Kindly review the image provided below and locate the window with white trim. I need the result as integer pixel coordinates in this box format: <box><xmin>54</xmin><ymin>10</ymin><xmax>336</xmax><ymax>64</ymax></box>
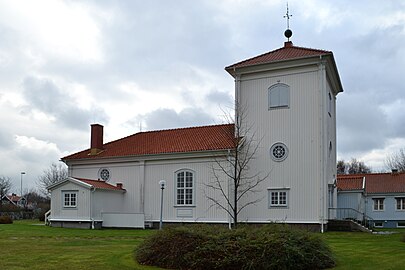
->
<box><xmin>397</xmin><ymin>222</ymin><xmax>405</xmax><ymax>228</ymax></box>
<box><xmin>373</xmin><ymin>198</ymin><xmax>384</xmax><ymax>211</ymax></box>
<box><xmin>396</xmin><ymin>197</ymin><xmax>405</xmax><ymax>210</ymax></box>
<box><xmin>268</xmin><ymin>189</ymin><xmax>289</xmax><ymax>207</ymax></box>
<box><xmin>328</xmin><ymin>92</ymin><xmax>332</xmax><ymax>116</ymax></box>
<box><xmin>374</xmin><ymin>221</ymin><xmax>383</xmax><ymax>228</ymax></box>
<box><xmin>176</xmin><ymin>170</ymin><xmax>194</xmax><ymax>205</ymax></box>
<box><xmin>268</xmin><ymin>83</ymin><xmax>290</xmax><ymax>109</ymax></box>
<box><xmin>63</xmin><ymin>191</ymin><xmax>77</xmax><ymax>208</ymax></box>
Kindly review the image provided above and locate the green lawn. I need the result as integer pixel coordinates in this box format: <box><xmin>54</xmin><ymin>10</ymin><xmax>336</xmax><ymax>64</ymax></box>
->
<box><xmin>1</xmin><ymin>221</ymin><xmax>404</xmax><ymax>270</ymax></box>
<box><xmin>321</xmin><ymin>230</ymin><xmax>405</xmax><ymax>269</ymax></box>
<box><xmin>0</xmin><ymin>220</ymin><xmax>159</xmax><ymax>270</ymax></box>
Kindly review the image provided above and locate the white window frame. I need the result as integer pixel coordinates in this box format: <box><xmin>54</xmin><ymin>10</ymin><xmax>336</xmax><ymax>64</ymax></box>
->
<box><xmin>62</xmin><ymin>191</ymin><xmax>78</xmax><ymax>208</ymax></box>
<box><xmin>268</xmin><ymin>83</ymin><xmax>290</xmax><ymax>109</ymax></box>
<box><xmin>373</xmin><ymin>198</ymin><xmax>384</xmax><ymax>211</ymax></box>
<box><xmin>397</xmin><ymin>222</ymin><xmax>405</xmax><ymax>228</ymax></box>
<box><xmin>268</xmin><ymin>188</ymin><xmax>289</xmax><ymax>208</ymax></box>
<box><xmin>396</xmin><ymin>197</ymin><xmax>405</xmax><ymax>211</ymax></box>
<box><xmin>175</xmin><ymin>170</ymin><xmax>194</xmax><ymax>206</ymax></box>
<box><xmin>374</xmin><ymin>221</ymin><xmax>384</xmax><ymax>228</ymax></box>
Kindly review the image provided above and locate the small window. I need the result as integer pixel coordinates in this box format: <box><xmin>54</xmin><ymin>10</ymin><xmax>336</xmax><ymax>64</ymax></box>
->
<box><xmin>374</xmin><ymin>221</ymin><xmax>384</xmax><ymax>228</ymax></box>
<box><xmin>176</xmin><ymin>170</ymin><xmax>194</xmax><ymax>205</ymax></box>
<box><xmin>270</xmin><ymin>143</ymin><xmax>288</xmax><ymax>162</ymax></box>
<box><xmin>397</xmin><ymin>222</ymin><xmax>405</xmax><ymax>228</ymax></box>
<box><xmin>99</xmin><ymin>168</ymin><xmax>110</xmax><ymax>181</ymax></box>
<box><xmin>268</xmin><ymin>83</ymin><xmax>290</xmax><ymax>109</ymax></box>
<box><xmin>328</xmin><ymin>92</ymin><xmax>332</xmax><ymax>116</ymax></box>
<box><xmin>373</xmin><ymin>198</ymin><xmax>384</xmax><ymax>211</ymax></box>
<box><xmin>396</xmin><ymin>198</ymin><xmax>405</xmax><ymax>210</ymax></box>
<box><xmin>63</xmin><ymin>191</ymin><xmax>77</xmax><ymax>208</ymax></box>
<box><xmin>268</xmin><ymin>189</ymin><xmax>289</xmax><ymax>207</ymax></box>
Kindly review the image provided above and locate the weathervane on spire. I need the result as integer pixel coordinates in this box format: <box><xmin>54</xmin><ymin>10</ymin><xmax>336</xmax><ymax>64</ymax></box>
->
<box><xmin>283</xmin><ymin>2</ymin><xmax>293</xmax><ymax>41</ymax></box>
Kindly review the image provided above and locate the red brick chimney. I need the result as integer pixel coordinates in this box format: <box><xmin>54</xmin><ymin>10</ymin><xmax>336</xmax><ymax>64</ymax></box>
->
<box><xmin>90</xmin><ymin>124</ymin><xmax>104</xmax><ymax>155</ymax></box>
<box><xmin>116</xmin><ymin>183</ymin><xmax>123</xmax><ymax>189</ymax></box>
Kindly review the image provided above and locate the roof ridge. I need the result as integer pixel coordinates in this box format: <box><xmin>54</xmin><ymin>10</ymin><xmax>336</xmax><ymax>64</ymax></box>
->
<box><xmin>103</xmin><ymin>123</ymin><xmax>234</xmax><ymax>146</ymax></box>
<box><xmin>338</xmin><ymin>172</ymin><xmax>405</xmax><ymax>177</ymax></box>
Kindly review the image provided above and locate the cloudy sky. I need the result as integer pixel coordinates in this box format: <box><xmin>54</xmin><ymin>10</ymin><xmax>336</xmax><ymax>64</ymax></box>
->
<box><xmin>0</xmin><ymin>0</ymin><xmax>404</xmax><ymax>192</ymax></box>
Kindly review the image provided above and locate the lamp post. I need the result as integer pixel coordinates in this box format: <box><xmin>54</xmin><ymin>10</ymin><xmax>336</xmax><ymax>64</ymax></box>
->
<box><xmin>159</xmin><ymin>180</ymin><xmax>166</xmax><ymax>230</ymax></box>
<box><xmin>20</xmin><ymin>172</ymin><xmax>25</xmax><ymax>197</ymax></box>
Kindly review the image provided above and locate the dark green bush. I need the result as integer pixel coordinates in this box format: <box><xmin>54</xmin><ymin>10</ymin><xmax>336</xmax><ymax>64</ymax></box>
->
<box><xmin>0</xmin><ymin>215</ymin><xmax>13</xmax><ymax>224</ymax></box>
<box><xmin>401</xmin><ymin>233</ymin><xmax>405</xmax><ymax>243</ymax></box>
<box><xmin>135</xmin><ymin>224</ymin><xmax>335</xmax><ymax>270</ymax></box>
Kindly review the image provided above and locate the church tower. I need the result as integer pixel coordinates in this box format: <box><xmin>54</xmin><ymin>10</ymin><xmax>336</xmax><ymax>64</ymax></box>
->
<box><xmin>225</xmin><ymin>26</ymin><xmax>343</xmax><ymax>230</ymax></box>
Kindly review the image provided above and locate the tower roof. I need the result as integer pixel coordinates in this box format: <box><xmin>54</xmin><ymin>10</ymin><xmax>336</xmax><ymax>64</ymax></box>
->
<box><xmin>225</xmin><ymin>41</ymin><xmax>332</xmax><ymax>72</ymax></box>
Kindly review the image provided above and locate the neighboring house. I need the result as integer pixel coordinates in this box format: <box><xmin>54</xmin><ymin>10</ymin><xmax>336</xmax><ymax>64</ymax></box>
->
<box><xmin>337</xmin><ymin>172</ymin><xmax>405</xmax><ymax>228</ymax></box>
<box><xmin>1</xmin><ymin>193</ymin><xmax>26</xmax><ymax>207</ymax></box>
<box><xmin>48</xmin><ymin>37</ymin><xmax>343</xmax><ymax>230</ymax></box>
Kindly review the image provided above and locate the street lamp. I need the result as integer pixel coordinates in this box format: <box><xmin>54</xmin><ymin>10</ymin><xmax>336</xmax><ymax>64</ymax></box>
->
<box><xmin>159</xmin><ymin>180</ymin><xmax>166</xmax><ymax>230</ymax></box>
<box><xmin>20</xmin><ymin>172</ymin><xmax>25</xmax><ymax>197</ymax></box>
<box><xmin>20</xmin><ymin>172</ymin><xmax>26</xmax><ymax>207</ymax></box>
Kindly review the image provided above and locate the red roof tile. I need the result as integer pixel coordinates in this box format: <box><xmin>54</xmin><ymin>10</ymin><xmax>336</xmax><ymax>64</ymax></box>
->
<box><xmin>6</xmin><ymin>194</ymin><xmax>22</xmax><ymax>203</ymax></box>
<box><xmin>74</xmin><ymin>178</ymin><xmax>125</xmax><ymax>191</ymax></box>
<box><xmin>226</xmin><ymin>41</ymin><xmax>332</xmax><ymax>71</ymax></box>
<box><xmin>337</xmin><ymin>175</ymin><xmax>364</xmax><ymax>191</ymax></box>
<box><xmin>364</xmin><ymin>173</ymin><xmax>405</xmax><ymax>194</ymax></box>
<box><xmin>338</xmin><ymin>172</ymin><xmax>405</xmax><ymax>194</ymax></box>
<box><xmin>63</xmin><ymin>124</ymin><xmax>236</xmax><ymax>161</ymax></box>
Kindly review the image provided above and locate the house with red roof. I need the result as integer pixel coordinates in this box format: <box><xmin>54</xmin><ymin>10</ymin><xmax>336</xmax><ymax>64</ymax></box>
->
<box><xmin>48</xmin><ymin>33</ymin><xmax>343</xmax><ymax>230</ymax></box>
<box><xmin>1</xmin><ymin>193</ymin><xmax>26</xmax><ymax>208</ymax></box>
<box><xmin>336</xmin><ymin>171</ymin><xmax>405</xmax><ymax>228</ymax></box>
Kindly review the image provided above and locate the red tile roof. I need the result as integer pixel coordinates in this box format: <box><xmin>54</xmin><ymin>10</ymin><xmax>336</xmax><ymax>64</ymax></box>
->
<box><xmin>225</xmin><ymin>41</ymin><xmax>332</xmax><ymax>71</ymax></box>
<box><xmin>6</xmin><ymin>194</ymin><xmax>22</xmax><ymax>203</ymax></box>
<box><xmin>62</xmin><ymin>124</ymin><xmax>236</xmax><ymax>161</ymax></box>
<box><xmin>74</xmin><ymin>178</ymin><xmax>125</xmax><ymax>191</ymax></box>
<box><xmin>364</xmin><ymin>173</ymin><xmax>405</xmax><ymax>194</ymax></box>
<box><xmin>337</xmin><ymin>175</ymin><xmax>364</xmax><ymax>191</ymax></box>
<box><xmin>337</xmin><ymin>172</ymin><xmax>405</xmax><ymax>194</ymax></box>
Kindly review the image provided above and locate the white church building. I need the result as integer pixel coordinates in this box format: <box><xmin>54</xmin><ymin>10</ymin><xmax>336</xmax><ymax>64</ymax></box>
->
<box><xmin>47</xmin><ymin>37</ymin><xmax>343</xmax><ymax>231</ymax></box>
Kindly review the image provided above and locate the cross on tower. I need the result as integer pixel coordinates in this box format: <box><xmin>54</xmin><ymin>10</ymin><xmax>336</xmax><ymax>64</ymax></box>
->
<box><xmin>283</xmin><ymin>3</ymin><xmax>293</xmax><ymax>41</ymax></box>
<box><xmin>284</xmin><ymin>2</ymin><xmax>292</xmax><ymax>29</ymax></box>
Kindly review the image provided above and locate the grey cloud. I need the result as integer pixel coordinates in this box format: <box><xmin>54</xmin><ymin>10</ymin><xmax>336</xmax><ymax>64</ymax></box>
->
<box><xmin>22</xmin><ymin>76</ymin><xmax>108</xmax><ymax>130</ymax></box>
<box><xmin>132</xmin><ymin>107</ymin><xmax>216</xmax><ymax>131</ymax></box>
<box><xmin>205</xmin><ymin>90</ymin><xmax>233</xmax><ymax>106</ymax></box>
<box><xmin>337</xmin><ymin>92</ymin><xmax>388</xmax><ymax>154</ymax></box>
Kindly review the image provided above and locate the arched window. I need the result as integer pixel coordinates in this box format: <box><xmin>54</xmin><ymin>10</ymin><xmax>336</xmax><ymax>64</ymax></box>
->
<box><xmin>268</xmin><ymin>83</ymin><xmax>290</xmax><ymax>109</ymax></box>
<box><xmin>176</xmin><ymin>170</ymin><xmax>194</xmax><ymax>205</ymax></box>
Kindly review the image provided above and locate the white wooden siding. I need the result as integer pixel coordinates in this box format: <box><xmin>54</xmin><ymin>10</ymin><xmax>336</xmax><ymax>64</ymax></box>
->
<box><xmin>50</xmin><ymin>182</ymin><xmax>91</xmax><ymax>220</ymax></box>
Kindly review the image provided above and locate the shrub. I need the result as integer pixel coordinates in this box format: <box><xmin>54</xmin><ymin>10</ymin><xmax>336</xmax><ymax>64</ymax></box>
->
<box><xmin>135</xmin><ymin>224</ymin><xmax>335</xmax><ymax>270</ymax></box>
<box><xmin>0</xmin><ymin>215</ymin><xmax>13</xmax><ymax>224</ymax></box>
<box><xmin>401</xmin><ymin>233</ymin><xmax>405</xmax><ymax>243</ymax></box>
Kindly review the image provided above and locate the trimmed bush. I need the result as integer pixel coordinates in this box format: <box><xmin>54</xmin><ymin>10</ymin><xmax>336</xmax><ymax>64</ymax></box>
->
<box><xmin>135</xmin><ymin>224</ymin><xmax>335</xmax><ymax>270</ymax></box>
<box><xmin>0</xmin><ymin>215</ymin><xmax>13</xmax><ymax>224</ymax></box>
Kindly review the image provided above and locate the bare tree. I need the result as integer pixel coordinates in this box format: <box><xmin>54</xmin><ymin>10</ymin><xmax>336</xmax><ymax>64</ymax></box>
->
<box><xmin>0</xmin><ymin>176</ymin><xmax>13</xmax><ymax>208</ymax></box>
<box><xmin>204</xmin><ymin>103</ymin><xmax>268</xmax><ymax>228</ymax></box>
<box><xmin>385</xmin><ymin>148</ymin><xmax>405</xmax><ymax>172</ymax></box>
<box><xmin>337</xmin><ymin>160</ymin><xmax>346</xmax><ymax>174</ymax></box>
<box><xmin>337</xmin><ymin>158</ymin><xmax>371</xmax><ymax>174</ymax></box>
<box><xmin>37</xmin><ymin>163</ymin><xmax>68</xmax><ymax>196</ymax></box>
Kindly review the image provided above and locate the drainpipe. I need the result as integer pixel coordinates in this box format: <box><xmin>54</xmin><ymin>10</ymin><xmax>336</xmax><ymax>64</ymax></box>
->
<box><xmin>227</xmin><ymin>149</ymin><xmax>232</xmax><ymax>230</ymax></box>
<box><xmin>90</xmin><ymin>187</ymin><xmax>95</xmax><ymax>229</ymax></box>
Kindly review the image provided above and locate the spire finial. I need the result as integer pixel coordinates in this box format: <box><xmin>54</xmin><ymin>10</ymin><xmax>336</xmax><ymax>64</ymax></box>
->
<box><xmin>283</xmin><ymin>2</ymin><xmax>293</xmax><ymax>41</ymax></box>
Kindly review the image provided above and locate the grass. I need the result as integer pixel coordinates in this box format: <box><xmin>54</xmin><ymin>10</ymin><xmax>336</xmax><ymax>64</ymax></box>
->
<box><xmin>321</xmin><ymin>230</ymin><xmax>405</xmax><ymax>269</ymax></box>
<box><xmin>0</xmin><ymin>220</ymin><xmax>159</xmax><ymax>270</ymax></box>
<box><xmin>1</xmin><ymin>220</ymin><xmax>404</xmax><ymax>269</ymax></box>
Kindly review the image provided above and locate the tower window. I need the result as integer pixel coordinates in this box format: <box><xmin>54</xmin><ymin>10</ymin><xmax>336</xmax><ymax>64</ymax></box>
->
<box><xmin>268</xmin><ymin>83</ymin><xmax>290</xmax><ymax>109</ymax></box>
<box><xmin>270</xmin><ymin>142</ymin><xmax>288</xmax><ymax>162</ymax></box>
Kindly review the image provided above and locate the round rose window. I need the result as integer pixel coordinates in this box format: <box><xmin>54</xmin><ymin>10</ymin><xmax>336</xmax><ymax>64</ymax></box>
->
<box><xmin>270</xmin><ymin>143</ymin><xmax>288</xmax><ymax>162</ymax></box>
